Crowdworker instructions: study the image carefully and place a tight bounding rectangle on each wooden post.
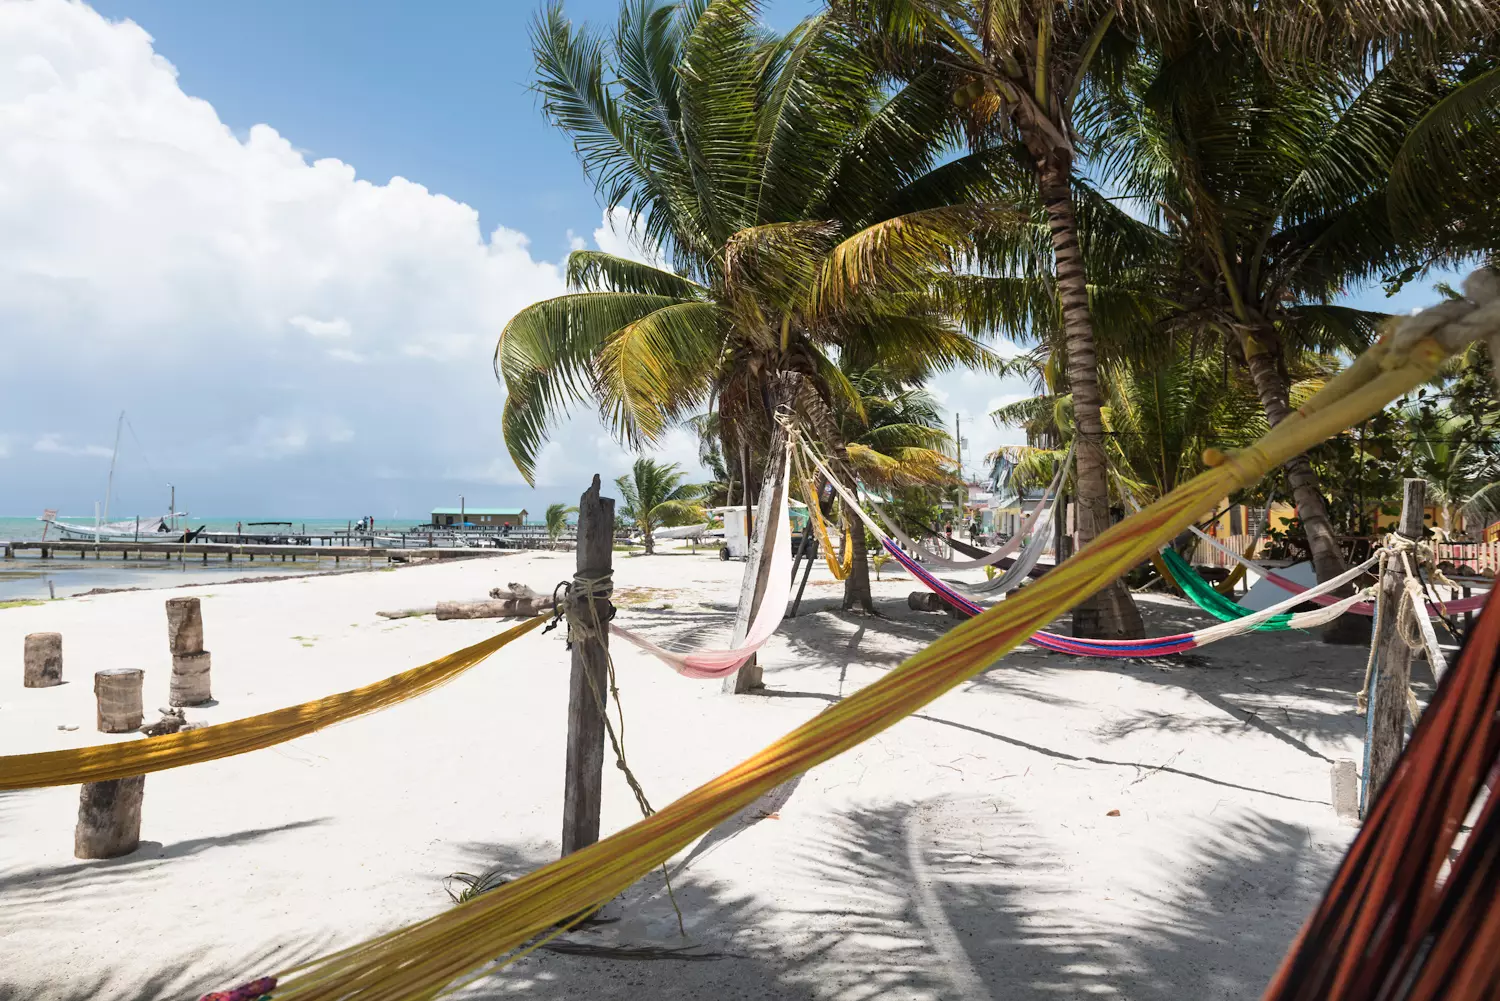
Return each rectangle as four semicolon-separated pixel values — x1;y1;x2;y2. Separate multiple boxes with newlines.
24;632;63;687
724;432;788;694
165;596;212;705
1365;478;1426;810
94;668;144;733
75;775;144;859
561;474;613;857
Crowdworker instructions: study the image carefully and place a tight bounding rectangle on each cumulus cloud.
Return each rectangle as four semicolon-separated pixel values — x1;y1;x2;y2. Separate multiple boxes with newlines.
592;206;666;268
0;0;705;515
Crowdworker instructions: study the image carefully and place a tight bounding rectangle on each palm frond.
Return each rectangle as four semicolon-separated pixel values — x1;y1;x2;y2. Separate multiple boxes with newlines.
598;301;723;446
567;250;707;297
496;291;689;483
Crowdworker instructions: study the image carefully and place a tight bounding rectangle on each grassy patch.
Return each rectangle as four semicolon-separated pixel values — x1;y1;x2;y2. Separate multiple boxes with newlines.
0;599;45;610
291;635;319;647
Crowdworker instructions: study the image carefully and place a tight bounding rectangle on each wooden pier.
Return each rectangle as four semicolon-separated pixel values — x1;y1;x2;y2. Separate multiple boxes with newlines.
2;540;502;564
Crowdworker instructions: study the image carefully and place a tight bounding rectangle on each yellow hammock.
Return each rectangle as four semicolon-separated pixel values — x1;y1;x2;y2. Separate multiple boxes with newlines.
793;444;853;580
0;615;546;790
261;300;1485;1000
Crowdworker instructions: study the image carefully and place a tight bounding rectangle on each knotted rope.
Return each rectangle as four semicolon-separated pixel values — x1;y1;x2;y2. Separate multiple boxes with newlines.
557;572;685;935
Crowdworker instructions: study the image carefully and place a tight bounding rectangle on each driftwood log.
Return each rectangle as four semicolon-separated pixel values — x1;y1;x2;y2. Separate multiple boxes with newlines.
24;632;63;687
435;597;554;620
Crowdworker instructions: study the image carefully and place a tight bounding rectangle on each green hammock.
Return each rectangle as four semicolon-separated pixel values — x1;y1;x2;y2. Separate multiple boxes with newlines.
1159;547;1294;631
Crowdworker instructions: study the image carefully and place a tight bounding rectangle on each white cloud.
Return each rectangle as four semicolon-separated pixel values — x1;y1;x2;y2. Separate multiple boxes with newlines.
0;0;709;513
288;315;353;339
33;434;113;458
592;206;665;268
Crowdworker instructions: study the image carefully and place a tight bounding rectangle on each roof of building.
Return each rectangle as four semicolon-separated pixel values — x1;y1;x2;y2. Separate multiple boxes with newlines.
431;507;527;516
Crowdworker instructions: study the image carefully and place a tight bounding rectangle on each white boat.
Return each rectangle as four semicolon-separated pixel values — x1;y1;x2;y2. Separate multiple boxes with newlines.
41;410;198;543
43;514;190;542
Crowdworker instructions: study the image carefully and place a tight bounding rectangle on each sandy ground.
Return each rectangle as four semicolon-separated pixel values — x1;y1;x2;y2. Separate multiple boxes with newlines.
0;545;1435;1001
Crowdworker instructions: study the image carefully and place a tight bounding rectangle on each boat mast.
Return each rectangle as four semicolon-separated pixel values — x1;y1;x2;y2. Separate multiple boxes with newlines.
102;410;124;526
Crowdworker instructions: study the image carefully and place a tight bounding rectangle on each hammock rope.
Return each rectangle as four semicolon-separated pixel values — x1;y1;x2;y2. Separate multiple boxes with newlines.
792;446;852;580
0;614;548;791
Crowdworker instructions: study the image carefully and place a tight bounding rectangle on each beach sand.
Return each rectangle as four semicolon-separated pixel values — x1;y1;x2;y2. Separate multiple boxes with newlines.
0;546;1417;1000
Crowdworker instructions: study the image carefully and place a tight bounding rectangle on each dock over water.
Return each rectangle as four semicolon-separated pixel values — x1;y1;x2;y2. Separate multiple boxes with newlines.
2;540;505;564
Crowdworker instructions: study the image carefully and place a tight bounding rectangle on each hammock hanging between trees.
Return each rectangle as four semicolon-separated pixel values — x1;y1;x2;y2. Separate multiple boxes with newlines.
609;442;795;679
883;538;1377;658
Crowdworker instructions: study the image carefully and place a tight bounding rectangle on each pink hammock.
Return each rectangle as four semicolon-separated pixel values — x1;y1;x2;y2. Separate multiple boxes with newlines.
610;447;794;679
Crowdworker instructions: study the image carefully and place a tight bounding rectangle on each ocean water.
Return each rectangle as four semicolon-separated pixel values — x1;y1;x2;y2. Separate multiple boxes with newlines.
0;516;414;543
0;515;402;602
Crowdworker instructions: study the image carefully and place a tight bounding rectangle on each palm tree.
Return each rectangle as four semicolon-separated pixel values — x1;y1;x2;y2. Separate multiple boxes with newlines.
834;1;1496;635
545;502;578;542
831;0;1165;637
614;458;705;555
1094;30;1499;606
500;1;1006;636
500;1;1004;481
828;364;955;610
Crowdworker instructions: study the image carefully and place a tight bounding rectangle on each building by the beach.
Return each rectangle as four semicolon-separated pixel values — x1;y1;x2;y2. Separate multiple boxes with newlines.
430;506;528;528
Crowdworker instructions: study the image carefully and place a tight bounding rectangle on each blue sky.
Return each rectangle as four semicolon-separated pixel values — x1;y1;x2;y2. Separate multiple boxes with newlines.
88;0;820;262
0;0;1468;522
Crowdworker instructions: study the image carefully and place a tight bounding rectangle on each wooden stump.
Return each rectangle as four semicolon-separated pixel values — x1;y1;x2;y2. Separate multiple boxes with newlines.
169;651;212;707
75;776;145;859
94;668;144;733
23;632;63;687
908;591;945;612
164;596;204;656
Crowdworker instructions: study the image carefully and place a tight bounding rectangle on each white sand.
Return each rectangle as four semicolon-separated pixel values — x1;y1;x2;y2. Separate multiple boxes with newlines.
0;547;1412;1000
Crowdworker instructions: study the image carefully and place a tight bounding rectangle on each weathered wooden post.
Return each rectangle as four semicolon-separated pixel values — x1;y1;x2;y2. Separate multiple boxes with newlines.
78;670;146;859
561;475;613;857
724;432;788;695
95;668;144;732
23;632;63;687
165;597;212;706
1365;478;1426;811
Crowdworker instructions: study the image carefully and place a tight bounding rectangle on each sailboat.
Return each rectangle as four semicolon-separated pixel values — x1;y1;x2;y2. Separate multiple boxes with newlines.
40;412;198;543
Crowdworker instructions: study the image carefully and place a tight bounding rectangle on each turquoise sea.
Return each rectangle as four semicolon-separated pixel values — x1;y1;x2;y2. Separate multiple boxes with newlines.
0;515;414;603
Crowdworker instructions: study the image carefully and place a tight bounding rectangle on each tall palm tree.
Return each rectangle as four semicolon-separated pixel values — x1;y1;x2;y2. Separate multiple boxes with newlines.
834;0;1496;637
615;458;705;555
545;502;578;542
500;1;1007;637
499;1;1003;486
833;0;1162;637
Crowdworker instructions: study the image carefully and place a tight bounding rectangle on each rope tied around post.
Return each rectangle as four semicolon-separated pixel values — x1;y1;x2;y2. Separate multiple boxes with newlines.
556;567;687;934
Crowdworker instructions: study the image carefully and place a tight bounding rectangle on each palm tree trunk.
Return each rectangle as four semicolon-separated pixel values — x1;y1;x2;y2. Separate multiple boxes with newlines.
1241;333;1347;578
643;521;655;556
842;514;874;613
1240;330;1365;644
1037;158;1144;640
